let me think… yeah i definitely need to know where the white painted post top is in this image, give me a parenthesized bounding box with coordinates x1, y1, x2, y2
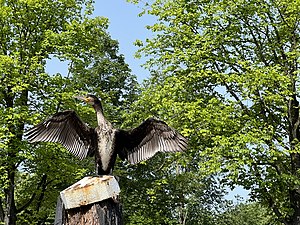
(60, 176, 120, 209)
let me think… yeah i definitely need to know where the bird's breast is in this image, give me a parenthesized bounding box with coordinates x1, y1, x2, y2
(96, 128, 116, 171)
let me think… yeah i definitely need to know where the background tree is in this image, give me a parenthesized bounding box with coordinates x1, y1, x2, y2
(0, 0, 137, 224)
(117, 157, 229, 224)
(215, 202, 279, 225)
(129, 0, 300, 224)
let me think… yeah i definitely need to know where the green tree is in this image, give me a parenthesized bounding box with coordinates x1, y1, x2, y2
(0, 0, 137, 224)
(119, 78, 230, 224)
(129, 0, 300, 224)
(216, 202, 278, 225)
(118, 158, 228, 225)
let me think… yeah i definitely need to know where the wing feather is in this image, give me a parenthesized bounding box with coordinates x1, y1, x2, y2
(116, 118, 188, 164)
(25, 110, 96, 160)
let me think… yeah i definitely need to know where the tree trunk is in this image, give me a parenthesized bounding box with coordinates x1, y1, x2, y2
(4, 170, 17, 225)
(290, 189, 300, 225)
(288, 93, 300, 225)
(55, 176, 122, 225)
(62, 198, 122, 225)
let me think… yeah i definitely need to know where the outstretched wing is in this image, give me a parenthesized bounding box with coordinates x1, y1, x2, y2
(25, 110, 96, 160)
(116, 118, 188, 164)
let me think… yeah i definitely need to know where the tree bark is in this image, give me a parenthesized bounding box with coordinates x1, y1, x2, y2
(65, 198, 122, 225)
(55, 197, 122, 225)
(288, 93, 300, 225)
(4, 170, 17, 225)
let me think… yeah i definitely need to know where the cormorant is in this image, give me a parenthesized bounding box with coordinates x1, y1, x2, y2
(25, 94, 188, 175)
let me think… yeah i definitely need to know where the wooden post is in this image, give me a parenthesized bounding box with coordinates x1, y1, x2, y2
(54, 176, 122, 225)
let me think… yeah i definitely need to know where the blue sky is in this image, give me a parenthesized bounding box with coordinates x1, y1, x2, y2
(46, 0, 154, 83)
(93, 0, 155, 83)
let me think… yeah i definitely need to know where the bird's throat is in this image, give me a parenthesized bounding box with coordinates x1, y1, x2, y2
(93, 104, 104, 124)
(94, 104, 112, 131)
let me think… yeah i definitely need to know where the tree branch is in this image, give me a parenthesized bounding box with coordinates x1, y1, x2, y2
(0, 198, 4, 222)
(36, 174, 48, 212)
(17, 174, 48, 213)
(251, 162, 289, 225)
(213, 61, 250, 114)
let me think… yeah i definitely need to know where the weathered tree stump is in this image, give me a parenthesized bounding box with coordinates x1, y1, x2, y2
(54, 176, 122, 225)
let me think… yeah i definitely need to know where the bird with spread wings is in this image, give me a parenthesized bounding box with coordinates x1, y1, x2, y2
(25, 95, 188, 175)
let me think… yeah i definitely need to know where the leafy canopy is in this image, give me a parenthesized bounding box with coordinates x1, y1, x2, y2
(129, 0, 300, 224)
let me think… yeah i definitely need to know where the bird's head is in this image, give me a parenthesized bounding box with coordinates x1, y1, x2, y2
(74, 94, 101, 107)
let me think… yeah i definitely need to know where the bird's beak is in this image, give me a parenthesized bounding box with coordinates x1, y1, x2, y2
(74, 96, 89, 103)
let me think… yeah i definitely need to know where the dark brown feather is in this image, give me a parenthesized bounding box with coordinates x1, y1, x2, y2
(25, 110, 96, 160)
(116, 118, 188, 164)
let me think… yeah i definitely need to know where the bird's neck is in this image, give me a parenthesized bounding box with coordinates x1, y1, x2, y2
(94, 104, 110, 128)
